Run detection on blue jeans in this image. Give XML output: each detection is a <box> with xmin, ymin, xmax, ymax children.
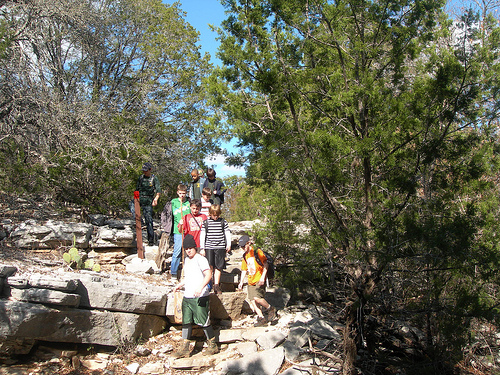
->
<box><xmin>171</xmin><ymin>233</ymin><xmax>182</xmax><ymax>275</ymax></box>
<box><xmin>142</xmin><ymin>205</ymin><xmax>154</xmax><ymax>245</ymax></box>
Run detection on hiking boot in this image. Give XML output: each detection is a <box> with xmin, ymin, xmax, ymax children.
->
<box><xmin>203</xmin><ymin>338</ymin><xmax>219</xmax><ymax>355</ymax></box>
<box><xmin>266</xmin><ymin>306</ymin><xmax>277</xmax><ymax>322</ymax></box>
<box><xmin>172</xmin><ymin>339</ymin><xmax>191</xmax><ymax>358</ymax></box>
<box><xmin>254</xmin><ymin>316</ymin><xmax>267</xmax><ymax>327</ymax></box>
<box><xmin>213</xmin><ymin>284</ymin><xmax>222</xmax><ymax>295</ymax></box>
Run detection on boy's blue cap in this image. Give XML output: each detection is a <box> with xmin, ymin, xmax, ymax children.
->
<box><xmin>142</xmin><ymin>162</ymin><xmax>153</xmax><ymax>171</ymax></box>
<box><xmin>238</xmin><ymin>235</ymin><xmax>250</xmax><ymax>247</ymax></box>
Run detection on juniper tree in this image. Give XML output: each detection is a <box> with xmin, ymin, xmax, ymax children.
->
<box><xmin>212</xmin><ymin>0</ymin><xmax>500</xmax><ymax>372</ymax></box>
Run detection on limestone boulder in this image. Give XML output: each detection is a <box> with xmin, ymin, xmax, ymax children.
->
<box><xmin>91</xmin><ymin>225</ymin><xmax>135</xmax><ymax>249</ymax></box>
<box><xmin>0</xmin><ymin>300</ymin><xmax>167</xmax><ymax>353</ymax></box>
<box><xmin>66</xmin><ymin>272</ymin><xmax>168</xmax><ymax>315</ymax></box>
<box><xmin>28</xmin><ymin>274</ymin><xmax>79</xmax><ymax>291</ymax></box>
<box><xmin>10</xmin><ymin>288</ymin><xmax>81</xmax><ymax>307</ymax></box>
<box><xmin>218</xmin><ymin>346</ymin><xmax>284</xmax><ymax>375</ymax></box>
<box><xmin>228</xmin><ymin>220</ymin><xmax>262</xmax><ymax>243</ymax></box>
<box><xmin>209</xmin><ymin>291</ymin><xmax>246</xmax><ymax>320</ymax></box>
<box><xmin>10</xmin><ymin>221</ymin><xmax>93</xmax><ymax>249</ymax></box>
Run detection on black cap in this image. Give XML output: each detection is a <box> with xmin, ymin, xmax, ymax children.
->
<box><xmin>183</xmin><ymin>234</ymin><xmax>197</xmax><ymax>249</ymax></box>
<box><xmin>238</xmin><ymin>235</ymin><xmax>250</xmax><ymax>247</ymax></box>
<box><xmin>142</xmin><ymin>162</ymin><xmax>153</xmax><ymax>171</ymax></box>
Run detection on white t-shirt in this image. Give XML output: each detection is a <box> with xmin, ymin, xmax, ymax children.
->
<box><xmin>200</xmin><ymin>198</ymin><xmax>211</xmax><ymax>216</ymax></box>
<box><xmin>183</xmin><ymin>253</ymin><xmax>210</xmax><ymax>298</ymax></box>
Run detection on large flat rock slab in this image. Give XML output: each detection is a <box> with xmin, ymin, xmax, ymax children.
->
<box><xmin>10</xmin><ymin>221</ymin><xmax>93</xmax><ymax>249</ymax></box>
<box><xmin>218</xmin><ymin>346</ymin><xmax>284</xmax><ymax>375</ymax></box>
<box><xmin>60</xmin><ymin>272</ymin><xmax>168</xmax><ymax>315</ymax></box>
<box><xmin>10</xmin><ymin>288</ymin><xmax>81</xmax><ymax>307</ymax></box>
<box><xmin>0</xmin><ymin>300</ymin><xmax>167</xmax><ymax>354</ymax></box>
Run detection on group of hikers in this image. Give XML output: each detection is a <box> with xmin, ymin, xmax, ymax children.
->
<box><xmin>135</xmin><ymin>162</ymin><xmax>277</xmax><ymax>358</ymax></box>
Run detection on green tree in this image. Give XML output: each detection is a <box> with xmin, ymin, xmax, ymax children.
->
<box><xmin>0</xmin><ymin>0</ymin><xmax>222</xmax><ymax>211</ymax></box>
<box><xmin>213</xmin><ymin>0</ymin><xmax>500</xmax><ymax>372</ymax></box>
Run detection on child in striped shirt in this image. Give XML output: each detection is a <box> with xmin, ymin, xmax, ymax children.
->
<box><xmin>199</xmin><ymin>205</ymin><xmax>231</xmax><ymax>294</ymax></box>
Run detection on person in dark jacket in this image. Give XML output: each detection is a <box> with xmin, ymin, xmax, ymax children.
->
<box><xmin>136</xmin><ymin>162</ymin><xmax>161</xmax><ymax>246</ymax></box>
<box><xmin>203</xmin><ymin>168</ymin><xmax>225</xmax><ymax>206</ymax></box>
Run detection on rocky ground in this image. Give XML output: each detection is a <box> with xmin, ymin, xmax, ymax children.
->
<box><xmin>0</xmin><ymin>241</ymin><xmax>344</xmax><ymax>375</ymax></box>
<box><xmin>0</xmin><ymin>193</ymin><xmax>345</xmax><ymax>375</ymax></box>
<box><xmin>1</xmin><ymin>193</ymin><xmax>499</xmax><ymax>375</ymax></box>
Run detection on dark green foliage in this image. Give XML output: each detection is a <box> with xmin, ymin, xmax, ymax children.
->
<box><xmin>213</xmin><ymin>0</ymin><xmax>500</xmax><ymax>369</ymax></box>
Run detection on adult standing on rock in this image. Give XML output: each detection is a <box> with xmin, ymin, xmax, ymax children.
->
<box><xmin>136</xmin><ymin>162</ymin><xmax>161</xmax><ymax>246</ymax></box>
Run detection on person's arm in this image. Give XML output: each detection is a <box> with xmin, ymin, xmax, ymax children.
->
<box><xmin>173</xmin><ymin>280</ymin><xmax>185</xmax><ymax>292</ymax></box>
<box><xmin>238</xmin><ymin>270</ymin><xmax>247</xmax><ymax>290</ymax></box>
<box><xmin>215</xmin><ymin>181</ymin><xmax>225</xmax><ymax>196</ymax></box>
<box><xmin>199</xmin><ymin>222</ymin><xmax>206</xmax><ymax>256</ymax></box>
<box><xmin>195</xmin><ymin>268</ymin><xmax>212</xmax><ymax>297</ymax></box>
<box><xmin>152</xmin><ymin>192</ymin><xmax>160</xmax><ymax>207</ymax></box>
<box><xmin>224</xmin><ymin>222</ymin><xmax>231</xmax><ymax>253</ymax></box>
<box><xmin>153</xmin><ymin>176</ymin><xmax>162</xmax><ymax>207</ymax></box>
<box><xmin>257</xmin><ymin>250</ymin><xmax>268</xmax><ymax>287</ymax></box>
<box><xmin>178</xmin><ymin>214</ymin><xmax>186</xmax><ymax>234</ymax></box>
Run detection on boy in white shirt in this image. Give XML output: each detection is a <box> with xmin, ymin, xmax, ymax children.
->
<box><xmin>172</xmin><ymin>234</ymin><xmax>218</xmax><ymax>358</ymax></box>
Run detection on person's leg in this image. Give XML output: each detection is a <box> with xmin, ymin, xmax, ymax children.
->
<box><xmin>248</xmin><ymin>285</ymin><xmax>265</xmax><ymax>318</ymax></box>
<box><xmin>202</xmin><ymin>325</ymin><xmax>218</xmax><ymax>355</ymax></box>
<box><xmin>190</xmin><ymin>296</ymin><xmax>218</xmax><ymax>355</ymax></box>
<box><xmin>214</xmin><ymin>269</ymin><xmax>222</xmax><ymax>285</ymax></box>
<box><xmin>213</xmin><ymin>248</ymin><xmax>225</xmax><ymax>294</ymax></box>
<box><xmin>249</xmin><ymin>299</ymin><xmax>264</xmax><ymax>318</ymax></box>
<box><xmin>142</xmin><ymin>205</ymin><xmax>154</xmax><ymax>245</ymax></box>
<box><xmin>213</xmin><ymin>248</ymin><xmax>225</xmax><ymax>285</ymax></box>
<box><xmin>254</xmin><ymin>294</ymin><xmax>277</xmax><ymax>321</ymax></box>
<box><xmin>202</xmin><ymin>325</ymin><xmax>215</xmax><ymax>340</ymax></box>
<box><xmin>170</xmin><ymin>233</ymin><xmax>182</xmax><ymax>276</ymax></box>
<box><xmin>254</xmin><ymin>297</ymin><xmax>270</xmax><ymax>311</ymax></box>
<box><xmin>174</xmin><ymin>298</ymin><xmax>194</xmax><ymax>358</ymax></box>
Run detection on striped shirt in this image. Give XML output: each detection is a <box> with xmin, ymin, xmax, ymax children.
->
<box><xmin>200</xmin><ymin>218</ymin><xmax>231</xmax><ymax>250</ymax></box>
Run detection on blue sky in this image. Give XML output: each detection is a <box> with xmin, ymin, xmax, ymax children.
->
<box><xmin>173</xmin><ymin>0</ymin><xmax>247</xmax><ymax>179</ymax></box>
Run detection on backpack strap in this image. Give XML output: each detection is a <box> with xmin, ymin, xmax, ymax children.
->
<box><xmin>254</xmin><ymin>248</ymin><xmax>265</xmax><ymax>268</ymax></box>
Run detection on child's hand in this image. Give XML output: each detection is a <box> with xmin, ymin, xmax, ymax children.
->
<box><xmin>238</xmin><ymin>281</ymin><xmax>243</xmax><ymax>290</ymax></box>
<box><xmin>226</xmin><ymin>246</ymin><xmax>231</xmax><ymax>253</ymax></box>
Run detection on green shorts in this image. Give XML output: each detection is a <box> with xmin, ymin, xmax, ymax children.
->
<box><xmin>248</xmin><ymin>284</ymin><xmax>266</xmax><ymax>300</ymax></box>
<box><xmin>182</xmin><ymin>296</ymin><xmax>210</xmax><ymax>327</ymax></box>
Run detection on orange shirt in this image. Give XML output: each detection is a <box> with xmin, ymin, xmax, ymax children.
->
<box><xmin>241</xmin><ymin>246</ymin><xmax>268</xmax><ymax>286</ymax></box>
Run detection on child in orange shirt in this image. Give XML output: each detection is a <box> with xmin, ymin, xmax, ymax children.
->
<box><xmin>237</xmin><ymin>235</ymin><xmax>276</xmax><ymax>326</ymax></box>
